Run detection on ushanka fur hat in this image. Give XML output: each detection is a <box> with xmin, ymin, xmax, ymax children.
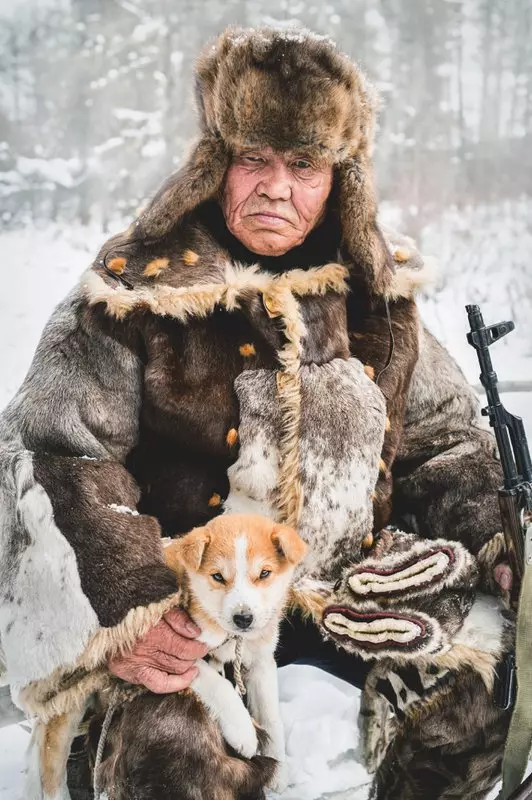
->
<box><xmin>129</xmin><ymin>25</ymin><xmax>395</xmax><ymax>296</ymax></box>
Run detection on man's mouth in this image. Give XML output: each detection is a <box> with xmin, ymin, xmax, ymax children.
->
<box><xmin>250</xmin><ymin>212</ymin><xmax>289</xmax><ymax>225</ymax></box>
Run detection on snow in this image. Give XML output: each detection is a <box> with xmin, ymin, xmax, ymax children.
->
<box><xmin>0</xmin><ymin>663</ymin><xmax>519</xmax><ymax>799</ymax></box>
<box><xmin>16</xmin><ymin>156</ymin><xmax>82</xmax><ymax>189</ymax></box>
<box><xmin>0</xmin><ymin>210</ymin><xmax>530</xmax><ymax>798</ymax></box>
<box><xmin>0</xmin><ymin>723</ymin><xmax>30</xmax><ymax>800</ymax></box>
<box><xmin>0</xmin><ymin>224</ymin><xmax>102</xmax><ymax>407</ymax></box>
<box><xmin>276</xmin><ymin>666</ymin><xmax>372</xmax><ymax>800</ymax></box>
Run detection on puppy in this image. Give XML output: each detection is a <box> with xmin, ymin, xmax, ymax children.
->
<box><xmin>30</xmin><ymin>513</ymin><xmax>304</xmax><ymax>800</ymax></box>
<box><xmin>164</xmin><ymin>513</ymin><xmax>307</xmax><ymax>790</ymax></box>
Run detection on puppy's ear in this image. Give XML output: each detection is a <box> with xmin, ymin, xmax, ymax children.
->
<box><xmin>272</xmin><ymin>524</ymin><xmax>308</xmax><ymax>566</ymax></box>
<box><xmin>168</xmin><ymin>527</ymin><xmax>210</xmax><ymax>572</ymax></box>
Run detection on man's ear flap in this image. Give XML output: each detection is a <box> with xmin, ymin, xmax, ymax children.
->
<box><xmin>135</xmin><ymin>136</ymin><xmax>230</xmax><ymax>240</ymax></box>
<box><xmin>272</xmin><ymin>524</ymin><xmax>308</xmax><ymax>566</ymax></box>
<box><xmin>168</xmin><ymin>527</ymin><xmax>211</xmax><ymax>572</ymax></box>
<box><xmin>336</xmin><ymin>151</ymin><xmax>395</xmax><ymax>297</ymax></box>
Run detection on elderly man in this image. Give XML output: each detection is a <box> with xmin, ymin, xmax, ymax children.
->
<box><xmin>0</xmin><ymin>26</ymin><xmax>509</xmax><ymax>799</ymax></box>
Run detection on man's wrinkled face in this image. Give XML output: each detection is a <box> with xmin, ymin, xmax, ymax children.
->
<box><xmin>221</xmin><ymin>146</ymin><xmax>334</xmax><ymax>256</ymax></box>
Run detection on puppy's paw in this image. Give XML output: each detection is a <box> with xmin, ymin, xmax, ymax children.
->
<box><xmin>268</xmin><ymin>760</ymin><xmax>289</xmax><ymax>794</ymax></box>
<box><xmin>220</xmin><ymin>706</ymin><xmax>258</xmax><ymax>759</ymax></box>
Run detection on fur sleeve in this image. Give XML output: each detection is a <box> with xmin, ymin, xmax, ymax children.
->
<box><xmin>393</xmin><ymin>326</ymin><xmax>503</xmax><ymax>556</ymax></box>
<box><xmin>0</xmin><ymin>289</ymin><xmax>180</xmax><ymax>720</ymax></box>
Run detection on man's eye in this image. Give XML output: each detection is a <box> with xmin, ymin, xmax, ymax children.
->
<box><xmin>259</xmin><ymin>569</ymin><xmax>272</xmax><ymax>580</ymax></box>
<box><xmin>293</xmin><ymin>160</ymin><xmax>311</xmax><ymax>170</ymax></box>
<box><xmin>212</xmin><ymin>572</ymin><xmax>225</xmax><ymax>583</ymax></box>
<box><xmin>244</xmin><ymin>155</ymin><xmax>263</xmax><ymax>164</ymax></box>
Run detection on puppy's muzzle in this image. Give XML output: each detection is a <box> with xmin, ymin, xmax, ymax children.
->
<box><xmin>233</xmin><ymin>611</ymin><xmax>254</xmax><ymax>630</ymax></box>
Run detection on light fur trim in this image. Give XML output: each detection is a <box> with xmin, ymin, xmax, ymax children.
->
<box><xmin>275</xmin><ymin>263</ymin><xmax>350</xmax><ymax>297</ymax></box>
<box><xmin>288</xmin><ymin>579</ymin><xmax>335</xmax><ymax>622</ymax></box>
<box><xmin>83</xmin><ymin>268</ymin><xmax>238</xmax><ymax>322</ymax></box>
<box><xmin>268</xmin><ymin>286</ymin><xmax>306</xmax><ymax>527</ymax></box>
<box><xmin>19</xmin><ymin>591</ymin><xmax>181</xmax><ymax>723</ymax></box>
<box><xmin>384</xmin><ymin>256</ymin><xmax>438</xmax><ymax>301</ymax></box>
<box><xmin>431</xmin><ymin>644</ymin><xmax>498</xmax><ymax>693</ymax></box>
<box><xmin>380</xmin><ymin>223</ymin><xmax>438</xmax><ymax>300</ymax></box>
<box><xmin>82</xmin><ymin>262</ymin><xmax>349</xmax><ymax>321</ymax></box>
<box><xmin>84</xmin><ymin>254</ymin><xmax>428</xmax><ymax>323</ymax></box>
<box><xmin>22</xmin><ymin>668</ymin><xmax>111</xmax><ymax>725</ymax></box>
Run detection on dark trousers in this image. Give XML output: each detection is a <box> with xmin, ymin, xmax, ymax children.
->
<box><xmin>67</xmin><ymin>612</ymin><xmax>368</xmax><ymax>799</ymax></box>
<box><xmin>276</xmin><ymin>610</ymin><xmax>371</xmax><ymax>686</ymax></box>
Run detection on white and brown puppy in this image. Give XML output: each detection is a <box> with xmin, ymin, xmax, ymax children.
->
<box><xmin>164</xmin><ymin>513</ymin><xmax>307</xmax><ymax>786</ymax></box>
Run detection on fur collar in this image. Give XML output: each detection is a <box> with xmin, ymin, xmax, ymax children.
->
<box><xmin>83</xmin><ymin>238</ymin><xmax>435</xmax><ymax>323</ymax></box>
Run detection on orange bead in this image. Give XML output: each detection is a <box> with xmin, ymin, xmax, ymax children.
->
<box><xmin>239</xmin><ymin>343</ymin><xmax>256</xmax><ymax>357</ymax></box>
<box><xmin>107</xmin><ymin>256</ymin><xmax>127</xmax><ymax>274</ymax></box>
<box><xmin>226</xmin><ymin>428</ymin><xmax>239</xmax><ymax>447</ymax></box>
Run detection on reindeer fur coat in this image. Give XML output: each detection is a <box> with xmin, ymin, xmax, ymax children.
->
<box><xmin>0</xmin><ymin>27</ymin><xmax>506</xmax><ymax>799</ymax></box>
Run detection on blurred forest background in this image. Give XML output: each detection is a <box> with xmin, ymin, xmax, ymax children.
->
<box><xmin>1</xmin><ymin>0</ymin><xmax>531</xmax><ymax>232</ymax></box>
<box><xmin>0</xmin><ymin>0</ymin><xmax>531</xmax><ymax>395</ymax></box>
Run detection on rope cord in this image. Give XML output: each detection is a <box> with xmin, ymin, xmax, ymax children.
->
<box><xmin>233</xmin><ymin>636</ymin><xmax>246</xmax><ymax>697</ymax></box>
<box><xmin>375</xmin><ymin>298</ymin><xmax>395</xmax><ymax>387</ymax></box>
<box><xmin>93</xmin><ymin>685</ymin><xmax>120</xmax><ymax>800</ymax></box>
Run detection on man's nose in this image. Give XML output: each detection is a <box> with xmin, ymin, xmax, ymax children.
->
<box><xmin>233</xmin><ymin>610</ymin><xmax>254</xmax><ymax>629</ymax></box>
<box><xmin>256</xmin><ymin>163</ymin><xmax>292</xmax><ymax>201</ymax></box>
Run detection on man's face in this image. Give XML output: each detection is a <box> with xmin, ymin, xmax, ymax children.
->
<box><xmin>221</xmin><ymin>147</ymin><xmax>333</xmax><ymax>256</ymax></box>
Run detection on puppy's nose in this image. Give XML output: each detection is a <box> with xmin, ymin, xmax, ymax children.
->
<box><xmin>233</xmin><ymin>612</ymin><xmax>254</xmax><ymax>630</ymax></box>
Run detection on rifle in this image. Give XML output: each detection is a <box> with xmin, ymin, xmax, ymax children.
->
<box><xmin>466</xmin><ymin>305</ymin><xmax>532</xmax><ymax>597</ymax></box>
<box><xmin>466</xmin><ymin>305</ymin><xmax>532</xmax><ymax>717</ymax></box>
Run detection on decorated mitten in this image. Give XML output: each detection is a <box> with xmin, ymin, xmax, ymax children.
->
<box><xmin>322</xmin><ymin>531</ymin><xmax>479</xmax><ymax>660</ymax></box>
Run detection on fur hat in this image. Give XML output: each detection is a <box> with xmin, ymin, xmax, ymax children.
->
<box><xmin>127</xmin><ymin>26</ymin><xmax>395</xmax><ymax>296</ymax></box>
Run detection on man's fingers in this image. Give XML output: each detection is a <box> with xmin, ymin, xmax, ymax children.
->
<box><xmin>164</xmin><ymin>608</ymin><xmax>202</xmax><ymax>639</ymax></box>
<box><xmin>153</xmin><ymin>650</ymin><xmax>197</xmax><ymax>675</ymax></box>
<box><xmin>164</xmin><ymin>634</ymin><xmax>208</xmax><ymax>661</ymax></box>
<box><xmin>136</xmin><ymin>618</ymin><xmax>207</xmax><ymax>661</ymax></box>
<box><xmin>139</xmin><ymin>665</ymin><xmax>199</xmax><ymax>694</ymax></box>
<box><xmin>158</xmin><ymin>618</ymin><xmax>208</xmax><ymax>660</ymax></box>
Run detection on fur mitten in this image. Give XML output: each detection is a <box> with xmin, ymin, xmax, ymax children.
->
<box><xmin>322</xmin><ymin>531</ymin><xmax>479</xmax><ymax>660</ymax></box>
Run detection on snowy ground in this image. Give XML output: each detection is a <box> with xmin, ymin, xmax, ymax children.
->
<box><xmin>0</xmin><ymin>664</ymin><xmax>512</xmax><ymax>799</ymax></box>
<box><xmin>0</xmin><ymin>214</ymin><xmax>530</xmax><ymax>798</ymax></box>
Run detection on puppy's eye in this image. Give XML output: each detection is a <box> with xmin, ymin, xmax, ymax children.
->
<box><xmin>259</xmin><ymin>569</ymin><xmax>272</xmax><ymax>580</ymax></box>
<box><xmin>211</xmin><ymin>573</ymin><xmax>225</xmax><ymax>583</ymax></box>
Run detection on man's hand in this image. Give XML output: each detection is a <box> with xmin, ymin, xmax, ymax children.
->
<box><xmin>108</xmin><ymin>608</ymin><xmax>208</xmax><ymax>693</ymax></box>
<box><xmin>494</xmin><ymin>562</ymin><xmax>513</xmax><ymax>593</ymax></box>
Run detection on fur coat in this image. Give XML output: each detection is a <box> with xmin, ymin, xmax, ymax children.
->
<box><xmin>0</xmin><ymin>26</ymin><xmax>505</xmax><ymax>799</ymax></box>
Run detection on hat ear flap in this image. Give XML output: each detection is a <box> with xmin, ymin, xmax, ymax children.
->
<box><xmin>337</xmin><ymin>152</ymin><xmax>395</xmax><ymax>297</ymax></box>
<box><xmin>136</xmin><ymin>135</ymin><xmax>230</xmax><ymax>240</ymax></box>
